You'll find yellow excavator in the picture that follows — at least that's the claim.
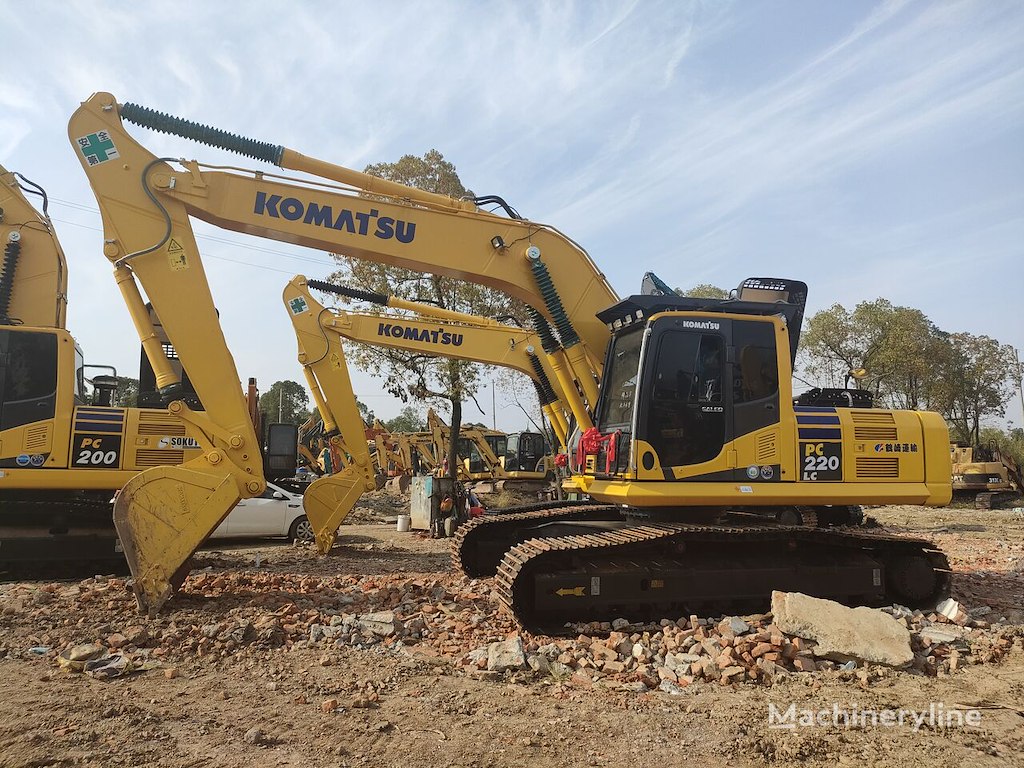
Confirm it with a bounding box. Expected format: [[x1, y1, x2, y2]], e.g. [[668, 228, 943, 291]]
[[69, 93, 952, 629], [0, 164, 223, 567], [281, 275, 575, 548], [950, 442, 1022, 508], [300, 279, 571, 449], [425, 408, 555, 492], [0, 163, 294, 574]]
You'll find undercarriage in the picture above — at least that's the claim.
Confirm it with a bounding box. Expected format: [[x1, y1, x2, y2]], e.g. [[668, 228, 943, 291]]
[[454, 504, 950, 634]]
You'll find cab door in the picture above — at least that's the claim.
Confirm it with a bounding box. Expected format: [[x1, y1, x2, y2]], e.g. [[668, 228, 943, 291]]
[[635, 321, 727, 472], [731, 319, 781, 439], [516, 432, 546, 472]]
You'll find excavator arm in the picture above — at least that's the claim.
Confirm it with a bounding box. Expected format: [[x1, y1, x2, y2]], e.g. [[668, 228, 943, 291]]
[[289, 277, 571, 448], [69, 105, 267, 615], [282, 280, 379, 553], [284, 275, 570, 550]]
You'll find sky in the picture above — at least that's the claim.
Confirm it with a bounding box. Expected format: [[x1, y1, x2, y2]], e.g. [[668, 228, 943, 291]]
[[4, 0, 1023, 432]]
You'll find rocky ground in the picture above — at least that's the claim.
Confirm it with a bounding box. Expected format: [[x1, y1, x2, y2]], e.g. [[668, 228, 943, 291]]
[[1, 497, 1023, 767]]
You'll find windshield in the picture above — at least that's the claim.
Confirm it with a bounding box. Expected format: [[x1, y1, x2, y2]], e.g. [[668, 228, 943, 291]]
[[596, 327, 644, 431]]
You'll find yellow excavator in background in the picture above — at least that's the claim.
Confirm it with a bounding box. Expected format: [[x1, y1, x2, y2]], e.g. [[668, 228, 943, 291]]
[[69, 92, 953, 629], [950, 442, 1022, 508], [281, 275, 571, 549], [424, 408, 555, 492], [288, 278, 568, 486], [1, 163, 294, 574]]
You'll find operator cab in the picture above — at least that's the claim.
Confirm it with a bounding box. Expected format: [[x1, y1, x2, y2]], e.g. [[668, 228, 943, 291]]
[[588, 278, 806, 478], [503, 431, 548, 473]]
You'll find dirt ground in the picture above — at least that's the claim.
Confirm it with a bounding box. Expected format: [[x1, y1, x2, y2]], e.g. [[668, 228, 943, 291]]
[[1, 500, 1022, 768]]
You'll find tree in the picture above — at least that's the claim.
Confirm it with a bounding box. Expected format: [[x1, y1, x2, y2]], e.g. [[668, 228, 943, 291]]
[[800, 299, 945, 407], [258, 380, 310, 425], [680, 283, 729, 299], [929, 333, 1017, 444], [493, 369, 551, 437], [356, 397, 375, 425], [114, 376, 138, 407], [384, 405, 425, 433], [801, 300, 1018, 441], [327, 150, 531, 481]]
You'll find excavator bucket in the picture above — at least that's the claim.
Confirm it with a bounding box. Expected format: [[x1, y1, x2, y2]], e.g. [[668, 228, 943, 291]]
[[113, 466, 241, 616], [302, 469, 368, 553]]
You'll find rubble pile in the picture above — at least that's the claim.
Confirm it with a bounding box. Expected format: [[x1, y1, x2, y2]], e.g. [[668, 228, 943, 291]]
[[487, 595, 1021, 693], [1, 571, 1020, 693]]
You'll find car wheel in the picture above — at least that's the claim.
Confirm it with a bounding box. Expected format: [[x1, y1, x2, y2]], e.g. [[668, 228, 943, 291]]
[[289, 515, 315, 543]]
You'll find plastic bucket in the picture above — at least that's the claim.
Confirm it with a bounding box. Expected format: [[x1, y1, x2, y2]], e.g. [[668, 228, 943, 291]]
[[396, 514, 411, 532]]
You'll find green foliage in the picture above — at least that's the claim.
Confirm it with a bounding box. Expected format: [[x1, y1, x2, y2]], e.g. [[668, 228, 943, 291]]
[[801, 299, 944, 410], [680, 283, 728, 299], [384, 405, 425, 433], [929, 333, 1017, 444], [800, 299, 1019, 441], [114, 376, 138, 407], [258, 380, 310, 425], [363, 150, 472, 198]]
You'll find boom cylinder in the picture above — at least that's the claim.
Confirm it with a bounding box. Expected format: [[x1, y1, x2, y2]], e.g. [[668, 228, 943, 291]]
[[113, 266, 180, 392]]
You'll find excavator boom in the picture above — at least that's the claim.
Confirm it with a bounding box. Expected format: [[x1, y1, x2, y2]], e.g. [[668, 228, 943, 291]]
[[294, 278, 571, 448], [0, 165, 68, 329]]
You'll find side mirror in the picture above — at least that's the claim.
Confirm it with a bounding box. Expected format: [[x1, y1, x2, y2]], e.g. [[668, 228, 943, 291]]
[[273, 491, 285, 500]]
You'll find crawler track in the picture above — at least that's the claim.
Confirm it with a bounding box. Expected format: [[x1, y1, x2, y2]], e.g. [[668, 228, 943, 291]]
[[451, 502, 620, 577], [0, 493, 127, 577], [491, 522, 950, 635]]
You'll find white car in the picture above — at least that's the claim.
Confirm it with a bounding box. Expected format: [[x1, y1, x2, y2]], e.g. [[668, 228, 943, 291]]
[[209, 481, 313, 542]]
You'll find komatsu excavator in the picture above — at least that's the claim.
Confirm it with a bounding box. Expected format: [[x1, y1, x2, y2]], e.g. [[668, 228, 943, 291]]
[[282, 275, 575, 550], [69, 93, 952, 628], [293, 281, 566, 485], [0, 164, 222, 566]]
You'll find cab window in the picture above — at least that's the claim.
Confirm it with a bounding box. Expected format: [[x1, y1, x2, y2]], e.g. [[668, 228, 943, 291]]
[[0, 330, 58, 430]]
